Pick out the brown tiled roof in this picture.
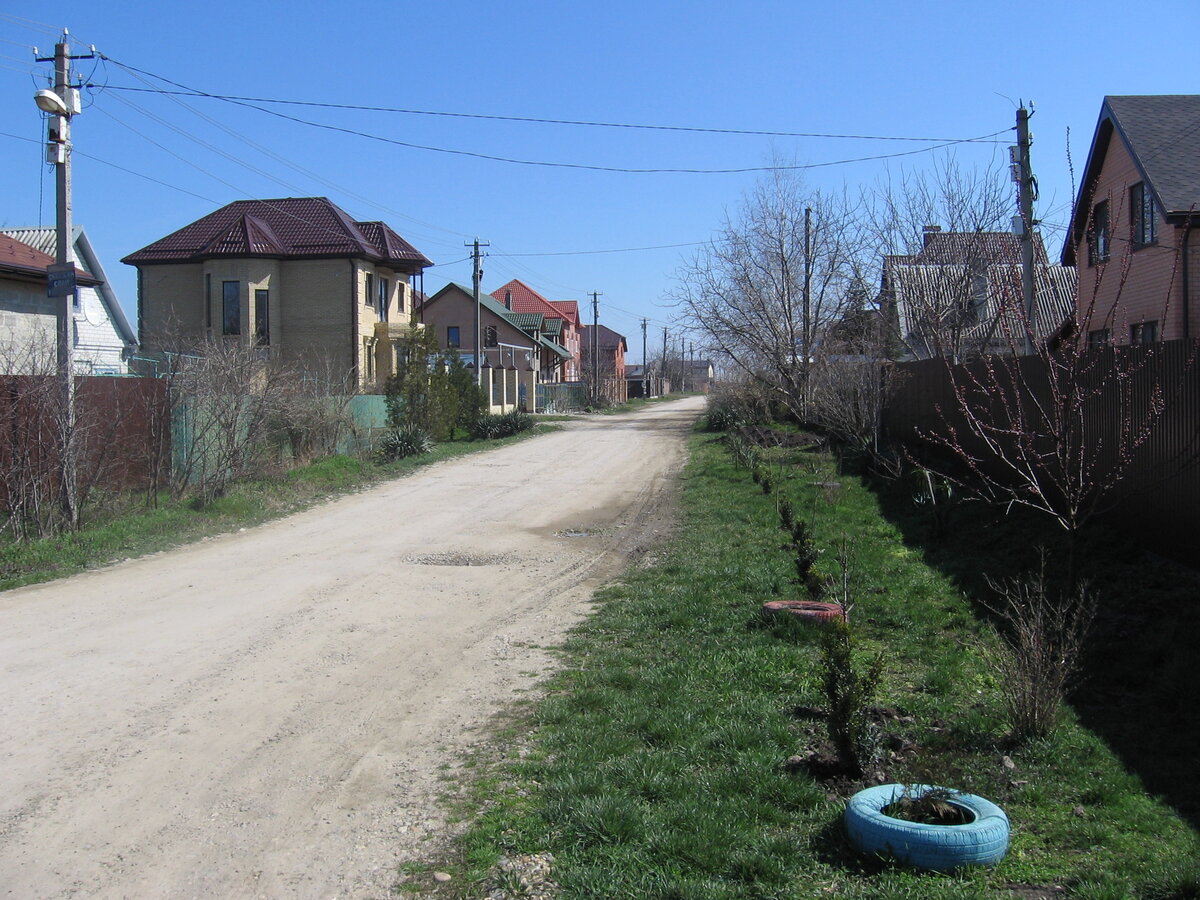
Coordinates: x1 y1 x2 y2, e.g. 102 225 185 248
0 233 98 284
1064 95 1200 263
122 198 432 271
579 323 628 352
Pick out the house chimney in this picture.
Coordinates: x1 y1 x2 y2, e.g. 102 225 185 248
504 289 512 309
923 224 942 248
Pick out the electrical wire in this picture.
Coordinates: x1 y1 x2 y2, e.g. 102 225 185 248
94 82 1011 144
95 56 1013 175
492 241 706 257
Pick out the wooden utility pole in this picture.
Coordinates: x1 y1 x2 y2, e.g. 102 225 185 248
466 238 489 383
640 318 647 396
661 327 668 394
36 31 92 530
1016 105 1037 356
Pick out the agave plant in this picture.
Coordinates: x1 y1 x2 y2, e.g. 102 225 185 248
377 423 434 462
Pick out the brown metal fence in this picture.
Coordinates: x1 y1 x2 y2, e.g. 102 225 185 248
882 341 1200 558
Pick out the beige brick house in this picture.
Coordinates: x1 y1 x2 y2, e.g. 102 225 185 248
123 198 432 387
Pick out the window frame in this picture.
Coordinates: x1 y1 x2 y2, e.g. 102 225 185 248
1087 328 1111 348
1130 182 1157 248
447 325 460 348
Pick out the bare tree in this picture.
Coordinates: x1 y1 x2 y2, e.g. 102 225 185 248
669 170 861 421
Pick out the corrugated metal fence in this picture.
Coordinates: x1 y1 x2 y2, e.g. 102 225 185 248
883 341 1200 557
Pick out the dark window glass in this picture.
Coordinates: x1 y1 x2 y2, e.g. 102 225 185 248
1089 200 1110 265
484 325 498 347
378 277 389 321
222 281 240 336
1087 328 1110 348
365 272 374 307
255 289 269 346
447 326 460 348
1131 321 1158 344
1131 183 1157 246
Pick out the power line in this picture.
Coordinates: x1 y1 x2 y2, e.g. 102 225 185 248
94 82 1010 144
492 241 706 258
94 57 1012 175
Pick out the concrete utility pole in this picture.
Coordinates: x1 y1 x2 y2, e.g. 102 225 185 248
640 318 647 395
466 238 489 383
589 291 601 394
36 30 92 529
1016 105 1038 356
661 327 668 394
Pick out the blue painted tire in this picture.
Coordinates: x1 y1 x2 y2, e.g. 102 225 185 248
844 784 1009 871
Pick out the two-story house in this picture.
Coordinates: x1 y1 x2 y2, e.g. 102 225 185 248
579 323 628 402
1063 95 1200 345
123 197 432 387
490 279 582 381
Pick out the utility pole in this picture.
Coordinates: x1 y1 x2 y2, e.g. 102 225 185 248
640 318 647 397
589 291 601 396
35 30 92 530
661 327 668 394
1016 104 1038 356
466 237 489 383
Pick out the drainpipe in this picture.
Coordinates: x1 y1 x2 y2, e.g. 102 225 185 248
349 259 358 385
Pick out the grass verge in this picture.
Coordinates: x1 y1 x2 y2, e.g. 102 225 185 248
0 424 560 591
431 430 1199 899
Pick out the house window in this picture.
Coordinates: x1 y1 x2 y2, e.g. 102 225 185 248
1088 200 1110 265
222 281 240 336
447 326 460 348
255 289 269 346
1087 328 1110 348
484 325 498 347
1131 183 1157 247
365 272 375 307
377 276 389 321
1131 321 1158 344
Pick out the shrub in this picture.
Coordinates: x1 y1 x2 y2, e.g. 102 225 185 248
376 424 434 462
818 618 884 775
705 397 742 432
983 560 1097 742
791 520 824 599
469 410 533 441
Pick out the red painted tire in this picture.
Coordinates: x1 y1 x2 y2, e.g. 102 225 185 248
760 600 846 623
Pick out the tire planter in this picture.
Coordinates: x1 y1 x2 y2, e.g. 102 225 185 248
760 600 846 624
843 783 1009 872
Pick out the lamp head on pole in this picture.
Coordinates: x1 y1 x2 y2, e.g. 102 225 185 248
35 89 68 116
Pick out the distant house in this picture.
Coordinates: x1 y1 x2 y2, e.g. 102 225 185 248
1063 95 1200 345
419 282 571 412
880 227 1076 360
123 197 432 388
0 226 136 374
579 323 628 403
490 279 582 381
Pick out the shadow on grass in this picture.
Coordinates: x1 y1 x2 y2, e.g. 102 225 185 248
863 467 1200 831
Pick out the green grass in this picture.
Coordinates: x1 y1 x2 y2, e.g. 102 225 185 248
0 424 560 591
438 431 1200 899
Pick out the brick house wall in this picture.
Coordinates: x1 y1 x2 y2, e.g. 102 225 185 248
1075 135 1186 343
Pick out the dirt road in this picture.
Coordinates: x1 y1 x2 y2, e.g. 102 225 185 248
0 396 704 899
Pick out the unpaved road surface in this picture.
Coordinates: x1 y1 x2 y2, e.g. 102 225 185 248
0 396 704 899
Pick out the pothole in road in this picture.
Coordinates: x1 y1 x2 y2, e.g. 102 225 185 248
556 528 602 538
405 552 509 567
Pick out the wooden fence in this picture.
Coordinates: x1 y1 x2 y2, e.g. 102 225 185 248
882 341 1200 558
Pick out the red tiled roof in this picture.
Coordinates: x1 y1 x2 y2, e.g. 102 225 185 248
122 198 432 271
0 233 97 284
490 279 568 323
549 299 580 325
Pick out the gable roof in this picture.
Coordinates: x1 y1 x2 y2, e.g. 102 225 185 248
490 279 568 324
0 232 98 285
1064 95 1200 264
549 300 581 325
579 323 628 353
2 226 136 346
122 198 432 272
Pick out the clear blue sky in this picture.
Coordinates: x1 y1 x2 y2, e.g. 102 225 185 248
2 1 1197 362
